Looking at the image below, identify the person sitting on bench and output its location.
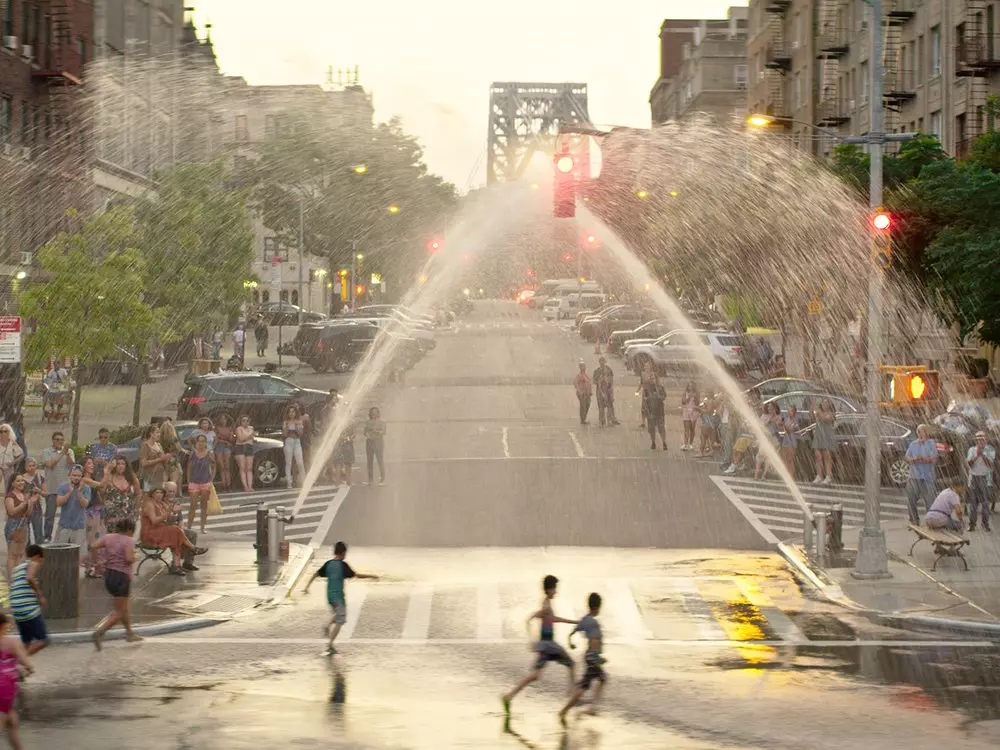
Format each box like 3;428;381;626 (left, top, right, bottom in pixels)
924;479;965;532
140;487;207;576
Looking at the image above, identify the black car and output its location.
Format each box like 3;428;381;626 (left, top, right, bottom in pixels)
253;303;327;327
761;391;864;427
606;319;673;355
579;306;657;343
177;372;328;434
117;420;287;489
294;321;380;373
794;414;962;487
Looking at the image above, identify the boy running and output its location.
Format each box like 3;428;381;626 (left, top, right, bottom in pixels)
305;541;379;655
10;545;48;656
559;592;606;725
502;574;578;715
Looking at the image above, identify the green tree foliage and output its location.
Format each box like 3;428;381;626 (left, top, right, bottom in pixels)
133;161;255;336
19;209;159;442
253;112;456;300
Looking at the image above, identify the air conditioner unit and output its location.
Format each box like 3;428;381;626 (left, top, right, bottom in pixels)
21;45;32;60
20;252;32;266
2;36;16;51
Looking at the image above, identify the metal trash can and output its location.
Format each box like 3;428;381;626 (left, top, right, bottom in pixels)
39;543;80;620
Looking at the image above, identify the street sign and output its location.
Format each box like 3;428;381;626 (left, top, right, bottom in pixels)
0;317;22;364
807;299;822;315
370;273;382;285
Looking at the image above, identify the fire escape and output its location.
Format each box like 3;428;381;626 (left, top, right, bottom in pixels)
816;0;850;127
762;0;792;121
955;0;997;159
883;0;917;143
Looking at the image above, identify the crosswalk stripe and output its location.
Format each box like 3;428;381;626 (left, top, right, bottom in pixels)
604;578;653;643
476;582;503;641
736;491;908;513
208;508;328;531
401;583;434;641
340;584;368;641
665;579;727;640
735;579;808;645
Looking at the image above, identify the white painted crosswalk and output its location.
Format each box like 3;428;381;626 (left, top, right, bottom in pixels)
206;484;348;547
299;575;824;645
711;475;908;544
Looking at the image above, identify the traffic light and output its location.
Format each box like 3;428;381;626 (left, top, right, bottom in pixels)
562;251;574;263
582;232;599;249
427;237;443;254
553;150;576;218
871;208;893;269
355;285;365;297
882;368;941;405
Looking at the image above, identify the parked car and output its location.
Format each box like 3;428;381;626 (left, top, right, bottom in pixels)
794;413;961;487
746;377;858;401
355;305;435;328
338;314;436;350
117;420;287;489
253;303;327;327
607;319;674;356
760;391;864;426
518;290;536;306
623;330;743;375
575;303;622;330
177;372;329;434
579;306;656;343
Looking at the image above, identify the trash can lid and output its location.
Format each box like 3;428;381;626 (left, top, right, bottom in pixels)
40;543;80;550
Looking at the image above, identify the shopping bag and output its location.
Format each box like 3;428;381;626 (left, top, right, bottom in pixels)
207;485;224;516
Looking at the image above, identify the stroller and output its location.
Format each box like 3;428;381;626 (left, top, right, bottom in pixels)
42;381;74;423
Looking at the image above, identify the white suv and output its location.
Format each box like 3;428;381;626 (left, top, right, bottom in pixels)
624;329;743;375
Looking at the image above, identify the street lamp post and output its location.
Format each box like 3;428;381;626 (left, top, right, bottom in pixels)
297;195;305;325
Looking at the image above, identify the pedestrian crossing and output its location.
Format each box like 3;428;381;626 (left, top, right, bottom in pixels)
205;484;347;546
711;475;908;544
299;575;825;645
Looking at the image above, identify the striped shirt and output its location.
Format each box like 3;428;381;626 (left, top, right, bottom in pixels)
10;561;41;622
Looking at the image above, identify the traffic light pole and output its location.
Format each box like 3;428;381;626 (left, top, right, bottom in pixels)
854;0;891;579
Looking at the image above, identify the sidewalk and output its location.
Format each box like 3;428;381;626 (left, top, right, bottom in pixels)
782;518;1000;638
40;535;313;644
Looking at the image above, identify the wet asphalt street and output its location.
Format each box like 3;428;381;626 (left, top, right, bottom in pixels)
20;301;1000;748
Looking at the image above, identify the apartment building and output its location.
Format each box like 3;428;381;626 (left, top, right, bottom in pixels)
649;7;750;125
0;0;93;298
747;0;1000;157
218;76;375;311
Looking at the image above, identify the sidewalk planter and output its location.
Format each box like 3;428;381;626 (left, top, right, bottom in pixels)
39;543;80;620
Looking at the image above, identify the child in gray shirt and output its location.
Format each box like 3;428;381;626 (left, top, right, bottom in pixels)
559;592;606;725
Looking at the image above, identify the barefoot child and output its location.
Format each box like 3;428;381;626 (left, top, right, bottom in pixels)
558;592;606;726
304;541;379;655
0;612;33;750
91;518;144;650
502;574;578;716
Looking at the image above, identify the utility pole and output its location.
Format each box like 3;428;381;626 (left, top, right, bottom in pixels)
854;0;892;579
297;194;305;325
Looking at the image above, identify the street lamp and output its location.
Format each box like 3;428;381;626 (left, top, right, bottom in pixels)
353;164;368;174
388;204;400;214
636;189;649;200
14;271;26;281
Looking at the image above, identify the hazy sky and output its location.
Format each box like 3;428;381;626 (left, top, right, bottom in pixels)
189;1;745;190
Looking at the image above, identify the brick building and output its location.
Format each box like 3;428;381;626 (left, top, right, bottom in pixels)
0;0;93;300
649;7;749;125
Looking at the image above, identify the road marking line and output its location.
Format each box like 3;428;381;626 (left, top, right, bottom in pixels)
477;582;503;641
208;508;328;531
501;427;510;459
604;578;653;643
147;636;997;648
339;583;368;640
401;583;434;641
309;485;351;549
221;486;343;503
568;431;585;458
735;579;808;644
709;475;780;545
665;579;727;640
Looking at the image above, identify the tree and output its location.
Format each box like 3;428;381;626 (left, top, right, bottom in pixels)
19;209;158;443
133;161;255;341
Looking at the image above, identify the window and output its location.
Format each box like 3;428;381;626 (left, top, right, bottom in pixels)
794;73;802;107
900;44;909;89
916;36;923;81
264;114;276;138
21;2;30;43
260;376;296;397
2;0;12;37
734;64;748;89
930;26;941;75
860;62;869;102
78;37;87;63
0;96;11;143
20;103;29;144
930;110;942;138
234;114;248;142
835;420;861;437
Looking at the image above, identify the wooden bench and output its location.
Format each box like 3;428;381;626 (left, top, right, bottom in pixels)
136;543;171;575
908;523;970;571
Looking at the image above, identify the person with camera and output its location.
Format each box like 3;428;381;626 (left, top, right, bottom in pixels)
4;476;39;578
55;465;91;551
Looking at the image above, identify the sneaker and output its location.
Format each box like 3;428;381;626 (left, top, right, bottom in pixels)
823;476;833;485
812;475;822;484
182;562;200;572
323;646;337;656
969;523;977;532
724;465;737;475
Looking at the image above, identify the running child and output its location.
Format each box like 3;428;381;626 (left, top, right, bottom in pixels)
502;574;578;715
0;612;32;750
558;592;606;725
10;545;48;656
91;518;144;650
305;541;379;655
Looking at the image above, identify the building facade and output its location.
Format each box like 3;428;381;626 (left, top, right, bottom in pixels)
650;8;750;125
746;0;1000;157
0;0;93;302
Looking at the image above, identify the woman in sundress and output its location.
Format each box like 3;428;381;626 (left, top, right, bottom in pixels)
102;456;141;533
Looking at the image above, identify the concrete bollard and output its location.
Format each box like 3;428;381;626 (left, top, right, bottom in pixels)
39;543;80;620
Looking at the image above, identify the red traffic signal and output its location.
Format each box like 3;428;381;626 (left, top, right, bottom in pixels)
872;209;892;232
553;151;576;218
562;251;574;263
427;237;443;254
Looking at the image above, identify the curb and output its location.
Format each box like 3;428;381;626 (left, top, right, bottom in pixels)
48;615;225;645
267;542;316;603
778;542;1000;640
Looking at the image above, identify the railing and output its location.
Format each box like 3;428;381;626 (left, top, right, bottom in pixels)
957;34;1000;69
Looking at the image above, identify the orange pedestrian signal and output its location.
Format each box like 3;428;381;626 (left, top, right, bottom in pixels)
909;374;927;399
884;369;940;404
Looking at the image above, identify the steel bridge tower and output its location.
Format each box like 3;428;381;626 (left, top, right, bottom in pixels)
487;82;592;184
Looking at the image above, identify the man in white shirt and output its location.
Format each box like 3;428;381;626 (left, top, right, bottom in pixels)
966;432;995;531
924;480;965;532
232;324;246;363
